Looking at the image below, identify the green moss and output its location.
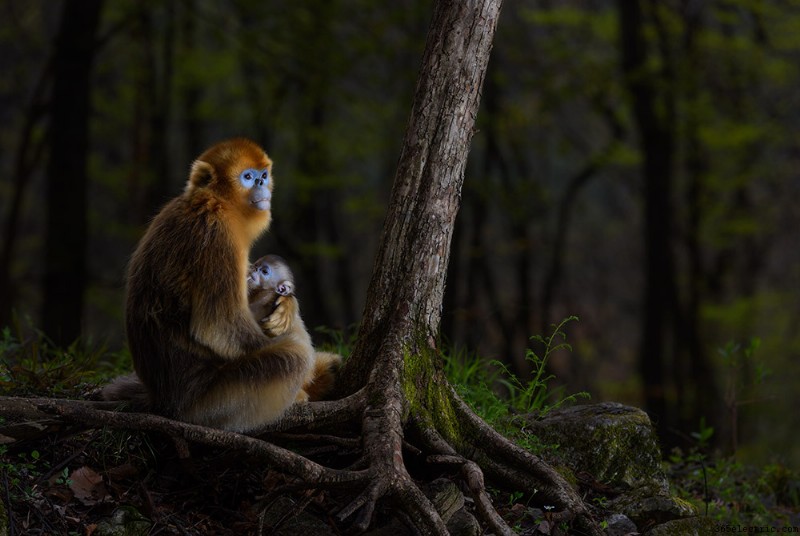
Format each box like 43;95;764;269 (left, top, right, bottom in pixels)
402;347;465;448
645;516;715;536
553;465;578;487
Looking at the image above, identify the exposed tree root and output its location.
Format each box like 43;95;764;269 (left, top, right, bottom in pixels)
428;454;513;536
0;381;601;535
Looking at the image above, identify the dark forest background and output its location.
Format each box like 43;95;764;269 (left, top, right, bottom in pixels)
1;0;798;469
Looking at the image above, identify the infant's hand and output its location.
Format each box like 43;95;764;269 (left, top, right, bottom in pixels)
261;295;294;337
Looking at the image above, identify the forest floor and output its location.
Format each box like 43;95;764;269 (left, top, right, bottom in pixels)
2;392;798;535
1;329;798;534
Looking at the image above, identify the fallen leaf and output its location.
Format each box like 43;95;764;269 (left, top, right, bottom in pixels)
69;466;109;506
105;463;139;481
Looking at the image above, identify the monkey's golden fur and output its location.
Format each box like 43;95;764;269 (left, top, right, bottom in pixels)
103;139;323;432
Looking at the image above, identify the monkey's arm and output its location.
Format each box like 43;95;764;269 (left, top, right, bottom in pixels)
188;221;267;358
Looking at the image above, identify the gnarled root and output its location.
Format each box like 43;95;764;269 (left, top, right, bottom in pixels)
0;385;601;535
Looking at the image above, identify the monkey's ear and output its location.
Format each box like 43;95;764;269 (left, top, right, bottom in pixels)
277;281;294;296
187;160;215;192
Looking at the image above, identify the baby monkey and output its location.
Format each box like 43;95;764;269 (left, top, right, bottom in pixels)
247;255;341;401
248;254;296;335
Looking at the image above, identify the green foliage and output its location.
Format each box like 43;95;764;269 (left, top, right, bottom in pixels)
670;454;799;526
690;416;715;455
444;345;510;425
668;409;798;526
0;318;130;397
0;445;46;502
444;316;590;450
717;337;770;452
492;316;590;417
314;325;356;361
718;337;767;381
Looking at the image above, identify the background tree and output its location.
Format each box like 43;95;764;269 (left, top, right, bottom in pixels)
617;0;679;442
42;0;104;347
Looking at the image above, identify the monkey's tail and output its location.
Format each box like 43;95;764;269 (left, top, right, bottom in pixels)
304;351;343;401
101;373;151;411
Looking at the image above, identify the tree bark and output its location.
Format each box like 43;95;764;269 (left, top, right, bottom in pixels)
342;0;503;391
42;0;104;346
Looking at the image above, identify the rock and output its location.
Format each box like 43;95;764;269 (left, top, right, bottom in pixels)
366;478;480;536
646;516;716;535
520;403;697;533
427;477;464;522
521;402;668;492
604;513;637;535
94;506;151;536
446;507;481;536
609;490;696;528
426;478;480;536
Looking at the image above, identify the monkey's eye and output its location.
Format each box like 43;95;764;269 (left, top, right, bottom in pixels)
261;171;269;181
239;169;257;187
260;265;271;276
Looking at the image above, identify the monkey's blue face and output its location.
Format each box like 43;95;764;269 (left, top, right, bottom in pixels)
240;168;272;211
248;261;272;287
258;262;272;278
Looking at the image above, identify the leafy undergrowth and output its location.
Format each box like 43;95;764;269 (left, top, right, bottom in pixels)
667;447;800;529
1;323;798;534
443;319;800;531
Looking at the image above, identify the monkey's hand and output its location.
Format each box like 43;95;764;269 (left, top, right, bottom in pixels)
260;295;297;337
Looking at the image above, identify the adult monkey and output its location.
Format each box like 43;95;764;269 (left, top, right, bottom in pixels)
103;138;316;432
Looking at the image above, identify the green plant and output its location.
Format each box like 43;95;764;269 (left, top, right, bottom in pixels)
718;337;770;453
491;316;590;417
55;466;72;486
0;446;47;502
314;324;357;361
443;316;589;456
690;416;715;456
669;451;799;526
0;316;126;396
443;345;509;425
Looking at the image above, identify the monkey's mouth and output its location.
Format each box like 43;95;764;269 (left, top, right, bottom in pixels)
251;198;271;211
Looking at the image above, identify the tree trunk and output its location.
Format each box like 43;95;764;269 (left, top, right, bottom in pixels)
617;0;678;443
677;1;722;443
333;0;598;533
42;0;103;346
0;65;50;328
